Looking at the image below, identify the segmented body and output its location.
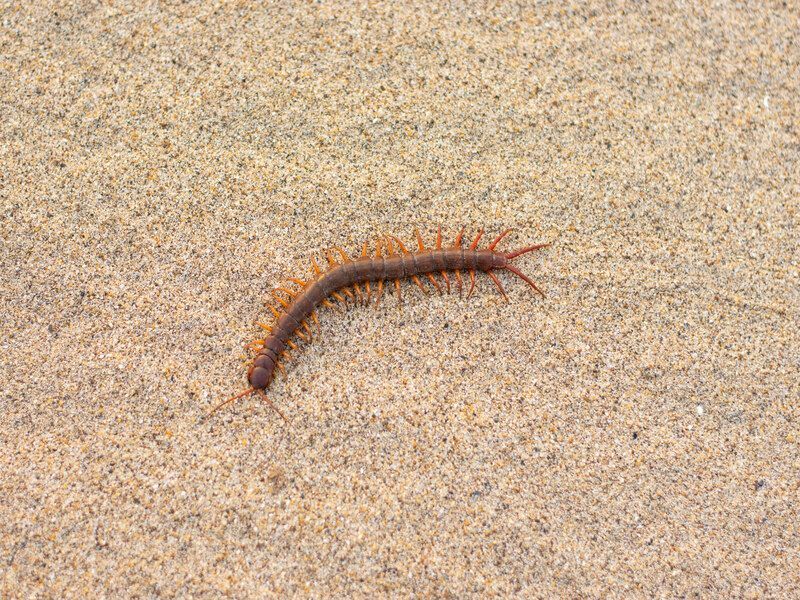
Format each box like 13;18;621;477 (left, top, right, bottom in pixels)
209;228;548;420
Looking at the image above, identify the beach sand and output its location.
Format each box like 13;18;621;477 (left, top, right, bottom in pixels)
2;1;798;597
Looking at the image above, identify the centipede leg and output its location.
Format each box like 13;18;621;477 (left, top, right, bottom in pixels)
375;280;384;307
412;275;428;295
487;270;509;302
469;229;484;250
426;272;442;294
504;264;545;297
440;270;451;294
488;229;512;251
394;279;402;305
505;243;551;259
454;270;464;296
467;269;477;298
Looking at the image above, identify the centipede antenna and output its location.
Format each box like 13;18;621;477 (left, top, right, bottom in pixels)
488;229;512;251
487;271;509;302
505;243;550;260
256;389;288;424
206;387;256;419
469;229;484;250
504;264;545;297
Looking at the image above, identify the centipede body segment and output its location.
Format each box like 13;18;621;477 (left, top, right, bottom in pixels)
208;228;549;420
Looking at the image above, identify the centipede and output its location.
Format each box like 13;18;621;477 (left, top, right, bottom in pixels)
207;227;549;421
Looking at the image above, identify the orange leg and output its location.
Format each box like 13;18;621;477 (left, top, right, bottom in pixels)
415;228;426;251
454;226;465;248
426;272;442;294
311;256;323;276
505;264;545;297
412;275;427;295
276;286;298;297
454;270;463;296
505;243;551;259
487;271;509;302
271;292;291;309
440;270;451;293
255;321;273;333
488;229;512;250
467;269;477;298
326;250;339;268
469;229;484;250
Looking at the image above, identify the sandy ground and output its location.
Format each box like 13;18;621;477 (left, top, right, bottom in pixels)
2;1;799;597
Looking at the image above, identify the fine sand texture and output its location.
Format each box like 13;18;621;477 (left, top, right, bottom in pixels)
2;2;799;597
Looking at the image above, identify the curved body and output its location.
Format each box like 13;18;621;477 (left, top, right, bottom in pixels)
249;248;506;389
208;228;548;421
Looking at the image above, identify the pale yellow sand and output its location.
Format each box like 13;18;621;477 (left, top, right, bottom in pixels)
2;2;799;597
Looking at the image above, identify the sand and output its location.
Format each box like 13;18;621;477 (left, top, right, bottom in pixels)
1;1;799;597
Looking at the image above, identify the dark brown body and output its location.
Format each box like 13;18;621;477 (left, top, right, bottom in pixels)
249;248;507;389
